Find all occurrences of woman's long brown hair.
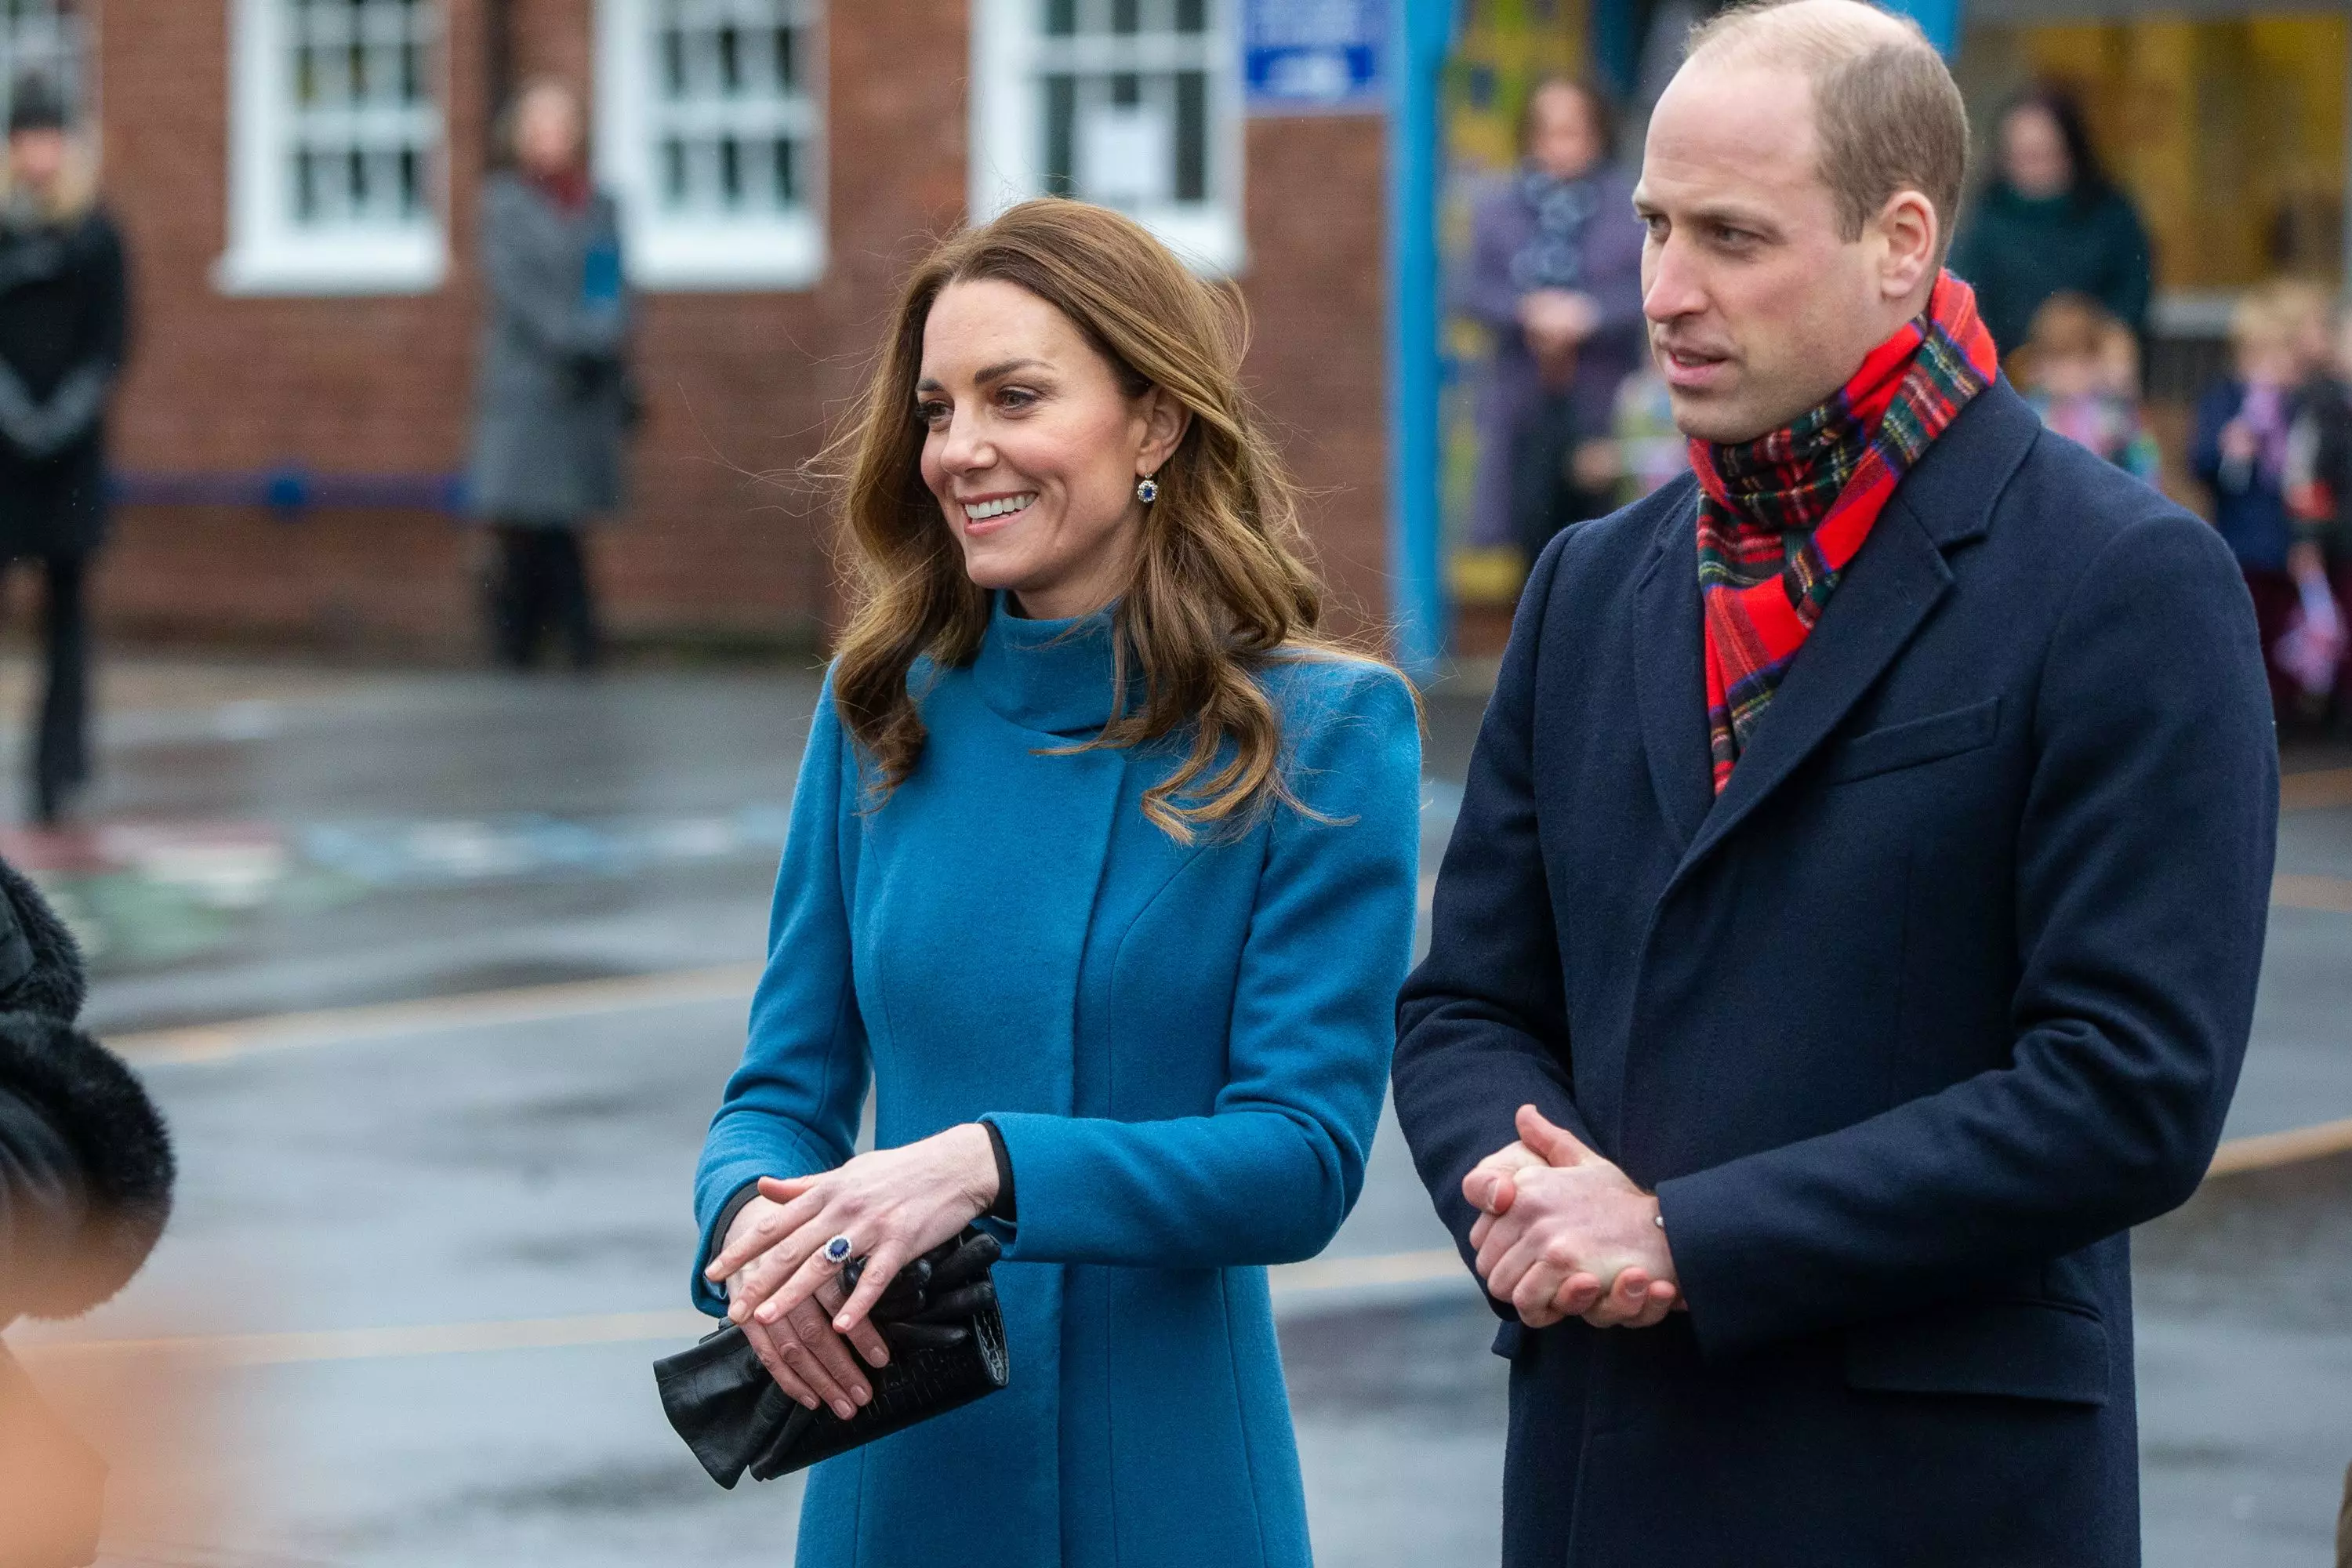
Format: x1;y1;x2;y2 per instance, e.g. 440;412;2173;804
824;198;1386;843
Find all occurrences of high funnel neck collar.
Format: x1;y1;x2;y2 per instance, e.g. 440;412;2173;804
968;593;1123;737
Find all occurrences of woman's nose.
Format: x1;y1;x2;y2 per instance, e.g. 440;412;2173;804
937;410;992;474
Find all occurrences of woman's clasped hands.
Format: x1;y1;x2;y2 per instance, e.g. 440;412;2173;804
702;1122;1001;1419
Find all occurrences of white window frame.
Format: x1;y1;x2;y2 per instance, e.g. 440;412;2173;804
593;0;826;292
970;0;1246;275
216;0;449;297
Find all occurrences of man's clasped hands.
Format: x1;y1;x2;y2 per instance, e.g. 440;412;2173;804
1465;1104;1682;1329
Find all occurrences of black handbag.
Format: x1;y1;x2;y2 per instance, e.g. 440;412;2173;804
654;1227;1009;1488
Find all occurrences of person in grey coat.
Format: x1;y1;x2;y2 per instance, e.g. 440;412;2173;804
1454;76;1646;563
469;79;633;671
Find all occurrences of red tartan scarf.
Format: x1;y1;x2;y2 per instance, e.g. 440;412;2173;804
1691;270;1999;795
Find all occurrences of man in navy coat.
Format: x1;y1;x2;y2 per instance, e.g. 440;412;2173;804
1392;4;2278;1564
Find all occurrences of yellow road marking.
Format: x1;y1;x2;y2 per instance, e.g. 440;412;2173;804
16;1308;713;1368
107;964;764;1065
2283;768;2352;811
19;1250;1473;1369
22;1109;2352;1372
2205;1114;2352;1178
2273;872;2352;915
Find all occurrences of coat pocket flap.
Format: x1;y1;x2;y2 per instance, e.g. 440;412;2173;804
1824;697;2002;785
1843;1298;2109;1406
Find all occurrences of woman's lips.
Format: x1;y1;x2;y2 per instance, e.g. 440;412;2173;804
957;492;1036;537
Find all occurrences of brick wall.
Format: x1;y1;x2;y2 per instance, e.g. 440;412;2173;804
84;2;1388;658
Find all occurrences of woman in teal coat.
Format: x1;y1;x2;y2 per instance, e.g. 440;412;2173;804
692;198;1421;1567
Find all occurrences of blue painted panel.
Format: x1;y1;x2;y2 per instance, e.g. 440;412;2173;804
1244;0;1386;113
1879;0;1962;55
1386;0;1455;673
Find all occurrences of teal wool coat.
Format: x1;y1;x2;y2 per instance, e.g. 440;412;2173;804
692;600;1421;1568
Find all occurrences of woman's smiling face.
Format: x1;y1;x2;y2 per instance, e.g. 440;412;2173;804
916;278;1186;621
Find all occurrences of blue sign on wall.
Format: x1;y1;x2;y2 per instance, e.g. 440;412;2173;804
1244;0;1385;114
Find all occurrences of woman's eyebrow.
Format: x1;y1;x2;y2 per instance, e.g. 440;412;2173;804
916;358;1051;394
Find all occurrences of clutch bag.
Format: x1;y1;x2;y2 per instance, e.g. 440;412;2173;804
654;1226;1009;1487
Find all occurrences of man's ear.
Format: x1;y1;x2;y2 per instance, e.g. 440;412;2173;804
1137;386;1192;476
1875;189;1940;303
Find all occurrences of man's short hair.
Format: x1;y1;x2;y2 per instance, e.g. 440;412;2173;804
1686;0;1969;257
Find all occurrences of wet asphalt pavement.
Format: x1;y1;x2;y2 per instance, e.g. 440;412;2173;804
2;656;2347;1566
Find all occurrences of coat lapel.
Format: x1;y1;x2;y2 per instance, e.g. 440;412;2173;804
1664;380;2045;883
1633;487;1714;854
1675;496;1953;880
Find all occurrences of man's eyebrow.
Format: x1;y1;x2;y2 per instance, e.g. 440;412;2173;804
1641;195;1785;236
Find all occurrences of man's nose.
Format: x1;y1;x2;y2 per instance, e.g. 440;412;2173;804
1642;238;1706;325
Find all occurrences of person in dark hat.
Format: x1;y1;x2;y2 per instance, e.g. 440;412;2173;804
0;71;129;824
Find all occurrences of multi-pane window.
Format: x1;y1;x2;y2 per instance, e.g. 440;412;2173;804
596;0;826;290
283;0;437;230
973;0;1241;271
0;0;85;129
220;0;448;295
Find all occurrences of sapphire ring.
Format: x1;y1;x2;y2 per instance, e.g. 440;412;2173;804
821;1234;855;1268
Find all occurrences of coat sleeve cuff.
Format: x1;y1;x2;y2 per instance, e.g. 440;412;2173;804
981;1117;1017;1222
689;1169;772;1316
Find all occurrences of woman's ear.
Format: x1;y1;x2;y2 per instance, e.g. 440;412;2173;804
1136;386;1192;477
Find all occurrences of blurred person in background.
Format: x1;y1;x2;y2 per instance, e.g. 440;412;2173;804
2194;285;2306;717
1455;75;1646;570
469;78;633;673
1567;362;1686;509
2283;289;2352;731
1;856;173;1565
1950;86;2152;360
0;73;128;827
2015;292;2160;484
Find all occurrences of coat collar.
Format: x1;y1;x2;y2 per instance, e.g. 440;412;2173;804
968;593;1123;738
1634;379;2042;876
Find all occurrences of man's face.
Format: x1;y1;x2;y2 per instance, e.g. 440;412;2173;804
1634;60;1893;445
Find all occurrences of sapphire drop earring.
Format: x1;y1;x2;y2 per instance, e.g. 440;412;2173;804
1136;475;1159;504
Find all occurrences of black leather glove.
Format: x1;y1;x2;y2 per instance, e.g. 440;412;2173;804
655;1227;1009;1488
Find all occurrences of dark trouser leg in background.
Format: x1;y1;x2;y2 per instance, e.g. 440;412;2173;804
543;528;601;671
489;523;552;669
32;553;90;826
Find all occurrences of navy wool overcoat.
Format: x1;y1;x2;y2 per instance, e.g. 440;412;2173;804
1392;379;2279;1567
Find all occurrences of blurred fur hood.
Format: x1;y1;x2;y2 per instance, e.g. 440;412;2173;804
0;857;173;1320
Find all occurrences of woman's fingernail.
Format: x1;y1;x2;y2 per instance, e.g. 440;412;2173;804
833;1400;855;1420
867;1346;889;1368
801;1396;818;1410
835;1316;852;1334
852;1385;870;1405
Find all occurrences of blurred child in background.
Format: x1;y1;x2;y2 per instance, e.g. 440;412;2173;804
2284;290;2352;731
2193;285;2307;718
2015;292;2160;483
